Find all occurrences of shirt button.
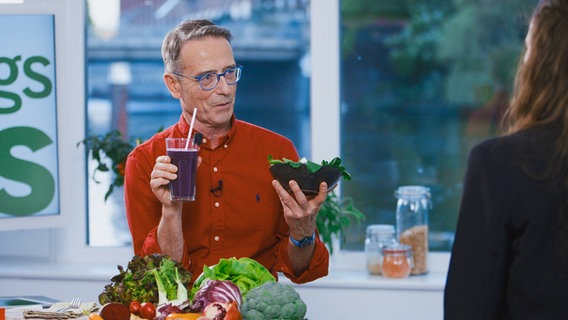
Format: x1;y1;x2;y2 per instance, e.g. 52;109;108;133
223;144;228;149
215;202;220;207
214;236;220;241
213;167;218;172
202;138;207;144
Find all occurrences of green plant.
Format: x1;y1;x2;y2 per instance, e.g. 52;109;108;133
316;191;366;254
78;130;137;201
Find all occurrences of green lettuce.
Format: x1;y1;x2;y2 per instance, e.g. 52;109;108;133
152;258;189;306
190;257;275;300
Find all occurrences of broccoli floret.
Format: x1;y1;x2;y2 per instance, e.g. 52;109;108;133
242;310;264;320
241;281;307;320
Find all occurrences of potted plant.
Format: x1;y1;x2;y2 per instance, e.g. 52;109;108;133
78;130;138;201
317;191;365;254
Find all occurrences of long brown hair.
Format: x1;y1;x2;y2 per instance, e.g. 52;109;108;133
505;0;568;156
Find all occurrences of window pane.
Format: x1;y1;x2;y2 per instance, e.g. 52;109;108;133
86;1;310;247
340;0;536;251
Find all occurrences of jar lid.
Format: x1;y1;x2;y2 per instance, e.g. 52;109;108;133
395;185;430;199
366;224;395;234
382;243;412;253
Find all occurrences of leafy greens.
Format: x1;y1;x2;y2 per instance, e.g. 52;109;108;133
152;260;189;306
99;254;192;306
268;155;351;180
190;257;275;300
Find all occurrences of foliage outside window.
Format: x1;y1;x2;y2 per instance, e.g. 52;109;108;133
340;0;536;251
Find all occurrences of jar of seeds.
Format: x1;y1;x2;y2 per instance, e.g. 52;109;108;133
395;186;431;275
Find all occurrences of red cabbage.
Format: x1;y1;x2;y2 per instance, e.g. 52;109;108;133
189;280;242;313
155;303;184;320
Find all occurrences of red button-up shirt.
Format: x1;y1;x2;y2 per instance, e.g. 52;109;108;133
124;115;329;284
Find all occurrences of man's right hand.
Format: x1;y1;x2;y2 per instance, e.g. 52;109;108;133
150;155;202;207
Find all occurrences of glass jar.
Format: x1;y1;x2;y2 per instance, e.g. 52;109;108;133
365;224;396;275
380;243;413;279
395;186;431;275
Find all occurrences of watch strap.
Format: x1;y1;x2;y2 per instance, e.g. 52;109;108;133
290;231;316;248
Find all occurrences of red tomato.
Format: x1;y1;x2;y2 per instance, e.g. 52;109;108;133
139;302;156;320
129;301;141;315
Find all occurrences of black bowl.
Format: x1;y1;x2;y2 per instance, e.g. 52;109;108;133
269;163;342;196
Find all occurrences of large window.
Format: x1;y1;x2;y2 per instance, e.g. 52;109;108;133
86;0;311;246
340;0;536;251
84;0;537;254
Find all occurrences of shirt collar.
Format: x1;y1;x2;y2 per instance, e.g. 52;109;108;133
177;114;237;149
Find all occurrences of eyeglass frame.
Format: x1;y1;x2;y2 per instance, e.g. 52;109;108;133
172;65;243;91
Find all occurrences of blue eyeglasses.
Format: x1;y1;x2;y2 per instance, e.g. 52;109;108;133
173;65;243;91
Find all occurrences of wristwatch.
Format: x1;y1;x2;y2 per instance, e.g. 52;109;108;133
290;231;316;248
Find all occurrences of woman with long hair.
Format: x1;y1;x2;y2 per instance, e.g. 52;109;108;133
444;1;568;318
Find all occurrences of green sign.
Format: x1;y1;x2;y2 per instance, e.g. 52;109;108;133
0;15;59;217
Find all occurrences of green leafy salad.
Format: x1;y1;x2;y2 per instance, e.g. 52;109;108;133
99;254;192;306
268;155;351;180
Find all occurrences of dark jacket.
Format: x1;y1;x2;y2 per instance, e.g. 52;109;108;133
444;123;568;319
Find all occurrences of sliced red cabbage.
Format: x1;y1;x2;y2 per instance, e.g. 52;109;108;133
189;280;242;313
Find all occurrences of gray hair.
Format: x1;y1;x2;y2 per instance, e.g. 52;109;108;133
161;19;233;73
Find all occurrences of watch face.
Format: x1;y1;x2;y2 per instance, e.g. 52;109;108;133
290;232;316;247
298;235;314;247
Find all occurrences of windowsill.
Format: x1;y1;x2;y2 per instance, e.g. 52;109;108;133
284;251;448;291
0;252;449;292
281;269;446;292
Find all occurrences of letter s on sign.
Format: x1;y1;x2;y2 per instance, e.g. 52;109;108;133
0;126;55;216
23;55;52;99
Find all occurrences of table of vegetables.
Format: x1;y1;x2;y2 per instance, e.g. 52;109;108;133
7;255;307;320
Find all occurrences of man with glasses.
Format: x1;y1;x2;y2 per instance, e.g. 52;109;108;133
123;19;329;285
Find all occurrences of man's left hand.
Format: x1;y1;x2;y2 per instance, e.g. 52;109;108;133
272;179;327;240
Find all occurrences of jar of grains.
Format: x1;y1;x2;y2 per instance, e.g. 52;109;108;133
365;224;396;275
380;243;413;279
395;186;431;275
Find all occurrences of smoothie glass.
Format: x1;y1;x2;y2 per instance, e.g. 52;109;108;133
166;138;199;201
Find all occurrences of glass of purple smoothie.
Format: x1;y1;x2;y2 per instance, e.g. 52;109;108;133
166;138;199;201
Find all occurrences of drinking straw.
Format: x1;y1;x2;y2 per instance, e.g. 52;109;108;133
185;107;197;149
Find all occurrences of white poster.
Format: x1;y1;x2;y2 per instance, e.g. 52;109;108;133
0;15;59;218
